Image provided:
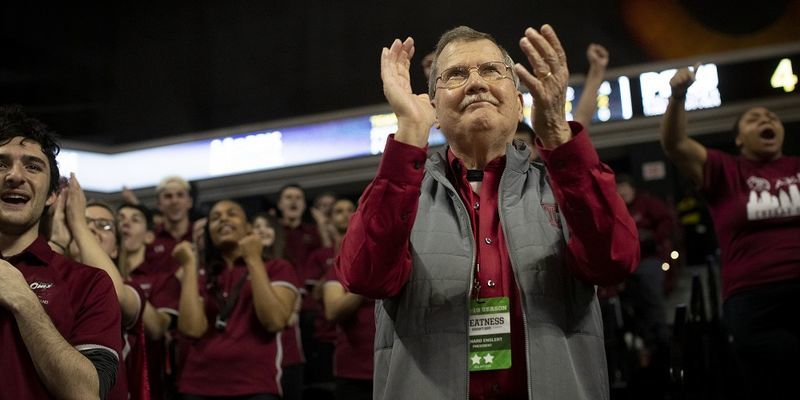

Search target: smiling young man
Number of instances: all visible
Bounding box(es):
[149,176,194,262]
[336,26,639,399]
[0,105,121,399]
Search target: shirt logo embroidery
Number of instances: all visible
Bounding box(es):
[29,281,54,305]
[29,281,54,290]
[746,174,800,220]
[542,203,561,229]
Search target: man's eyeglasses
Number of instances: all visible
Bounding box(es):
[436,61,512,91]
[87,218,115,233]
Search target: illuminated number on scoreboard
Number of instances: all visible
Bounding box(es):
[770,58,797,93]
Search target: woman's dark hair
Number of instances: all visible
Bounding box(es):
[202,200,247,305]
[252,212,286,260]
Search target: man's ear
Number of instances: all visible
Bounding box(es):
[144,231,155,245]
[431,98,440,130]
[516,91,524,121]
[45,191,58,208]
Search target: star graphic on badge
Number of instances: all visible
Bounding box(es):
[483,353,494,364]
[471,354,482,365]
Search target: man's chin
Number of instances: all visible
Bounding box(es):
[0,214,38,236]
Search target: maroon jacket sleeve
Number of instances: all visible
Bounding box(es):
[335,135,427,299]
[538,122,640,286]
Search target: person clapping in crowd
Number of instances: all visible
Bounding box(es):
[177,200,300,399]
[321,199,375,400]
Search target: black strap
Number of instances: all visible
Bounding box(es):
[215,272,249,329]
[466,169,484,182]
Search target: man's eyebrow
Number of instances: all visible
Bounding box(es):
[0,154,47,164]
[22,155,48,166]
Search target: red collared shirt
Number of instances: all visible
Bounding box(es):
[305,247,338,344]
[126,253,181,399]
[0,235,122,399]
[337,123,639,399]
[146,223,192,266]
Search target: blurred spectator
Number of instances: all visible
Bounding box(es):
[615,174,672,394]
[118,203,182,399]
[276,183,324,387]
[661,65,800,400]
[149,176,194,261]
[177,200,300,399]
[253,212,305,400]
[311,192,338,249]
[322,199,374,400]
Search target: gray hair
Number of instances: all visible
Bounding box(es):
[427,26,520,98]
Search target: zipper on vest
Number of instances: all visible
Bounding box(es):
[446,186,476,400]
[433,163,477,400]
[497,170,535,400]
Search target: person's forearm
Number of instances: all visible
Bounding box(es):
[573,66,605,127]
[142,303,170,340]
[661,96,688,155]
[318,223,334,248]
[73,229,140,325]
[324,290,364,322]
[13,294,101,399]
[246,257,293,332]
[177,262,207,338]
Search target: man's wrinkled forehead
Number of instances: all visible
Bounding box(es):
[437,39,504,69]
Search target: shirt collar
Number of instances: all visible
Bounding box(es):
[5,235,54,266]
[445,147,506,186]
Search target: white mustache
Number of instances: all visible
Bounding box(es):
[460,94,498,110]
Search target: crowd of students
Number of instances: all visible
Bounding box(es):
[2,22,797,400]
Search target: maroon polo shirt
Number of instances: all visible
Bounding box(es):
[0,235,122,399]
[305,247,338,343]
[126,253,181,400]
[277,258,305,367]
[324,267,375,381]
[283,222,322,278]
[702,149,800,299]
[145,223,192,268]
[109,284,149,400]
[179,258,300,397]
[336,125,639,399]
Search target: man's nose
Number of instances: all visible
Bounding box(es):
[464,70,489,95]
[3,162,25,186]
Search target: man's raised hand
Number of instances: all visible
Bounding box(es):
[515,25,572,149]
[381,37,436,148]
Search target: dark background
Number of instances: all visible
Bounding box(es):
[3,0,799,145]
